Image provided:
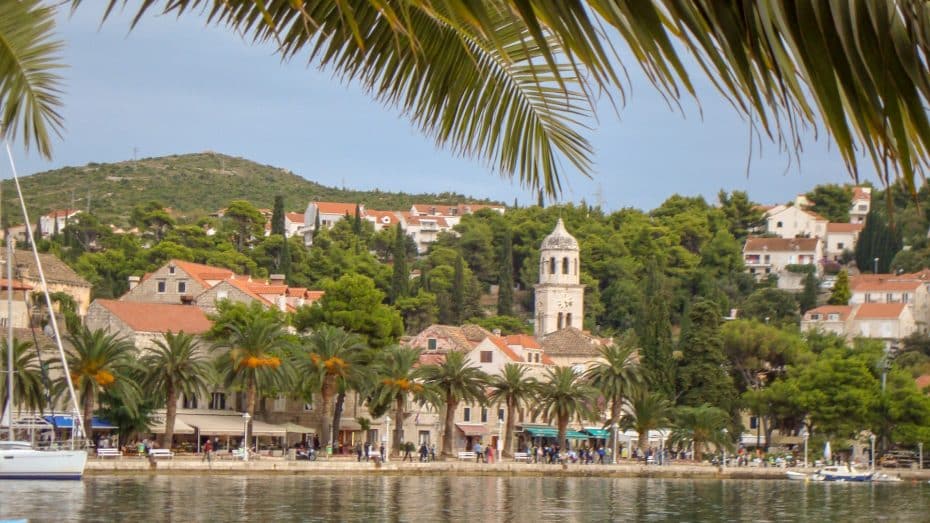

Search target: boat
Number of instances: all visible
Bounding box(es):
[812,464,873,482]
[872,472,903,483]
[785,470,810,481]
[0,145,88,480]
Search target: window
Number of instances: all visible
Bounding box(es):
[157,280,166,293]
[865,293,873,303]
[858,204,867,211]
[566,313,572,327]
[535,353,540,363]
[903,292,910,304]
[210,392,226,410]
[182,394,198,409]
[480,351,493,363]
[428,338,438,351]
[498,409,505,422]
[463,407,471,422]
[557,312,564,330]
[886,293,894,303]
[574,258,578,275]
[810,314,821,320]
[562,257,569,274]
[837,242,845,250]
[776,221,783,228]
[749,416,758,430]
[550,257,556,274]
[828,313,839,321]
[763,254,770,263]
[168,265,176,275]
[481,408,488,423]
[273,395,287,412]
[177,281,187,294]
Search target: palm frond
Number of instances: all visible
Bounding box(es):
[0,0,65,158]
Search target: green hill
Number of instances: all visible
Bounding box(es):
[1,152,499,225]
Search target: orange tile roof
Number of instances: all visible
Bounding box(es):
[804,305,852,321]
[365,210,399,225]
[853,187,872,201]
[827,223,864,233]
[850,278,921,292]
[314,202,359,215]
[285,212,305,223]
[45,209,80,219]
[223,278,277,308]
[0,278,32,291]
[249,283,288,294]
[505,334,540,349]
[744,237,820,252]
[286,287,307,297]
[487,336,523,362]
[916,374,930,391]
[171,260,235,288]
[305,291,325,301]
[854,303,907,319]
[95,299,212,334]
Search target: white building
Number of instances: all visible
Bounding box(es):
[534,218,584,336]
[803,303,918,348]
[39,209,81,237]
[302,202,364,245]
[742,237,822,290]
[764,197,828,239]
[824,222,863,261]
[849,186,872,224]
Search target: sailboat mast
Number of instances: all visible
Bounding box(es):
[6,236,13,443]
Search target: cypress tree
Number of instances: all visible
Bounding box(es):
[636,259,675,396]
[829,269,852,305]
[271,195,285,236]
[453,255,465,323]
[798,271,818,313]
[676,299,736,412]
[497,227,514,315]
[854,208,901,273]
[390,225,409,302]
[280,236,291,280]
[353,203,362,235]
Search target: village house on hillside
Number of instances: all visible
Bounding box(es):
[742,237,822,291]
[85,299,212,350]
[1,249,92,317]
[38,209,81,238]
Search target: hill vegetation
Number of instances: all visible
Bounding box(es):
[0,152,499,225]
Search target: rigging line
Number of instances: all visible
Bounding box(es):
[4,141,86,443]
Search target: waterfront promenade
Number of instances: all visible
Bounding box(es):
[85,456,930,480]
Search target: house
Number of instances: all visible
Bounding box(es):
[364,210,401,232]
[284,212,305,238]
[122,260,235,305]
[802,303,919,348]
[3,249,93,317]
[849,186,872,224]
[0,278,33,329]
[538,327,607,370]
[409,203,505,228]
[85,299,212,350]
[801,305,854,337]
[302,202,363,244]
[1,224,28,245]
[39,209,81,238]
[742,237,822,290]
[397,213,451,253]
[763,198,828,239]
[849,273,930,331]
[406,324,490,354]
[824,223,863,261]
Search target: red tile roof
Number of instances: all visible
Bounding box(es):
[505,334,540,349]
[95,299,212,334]
[804,305,852,321]
[487,336,523,362]
[853,303,907,319]
[850,278,922,292]
[827,223,864,233]
[285,212,305,223]
[171,260,235,288]
[365,210,399,226]
[0,278,32,291]
[916,374,930,391]
[744,237,820,252]
[853,187,872,201]
[314,202,359,215]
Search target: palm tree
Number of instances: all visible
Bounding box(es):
[0,338,47,415]
[535,367,597,450]
[621,390,673,453]
[668,404,731,461]
[370,345,431,454]
[293,325,368,450]
[417,351,489,458]
[584,338,643,460]
[65,327,139,440]
[28,2,929,201]
[140,331,214,448]
[213,305,290,448]
[488,363,538,458]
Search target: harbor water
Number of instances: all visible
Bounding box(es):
[1,475,928,522]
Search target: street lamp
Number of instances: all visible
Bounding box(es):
[870,433,876,471]
[384,415,391,463]
[874,257,879,274]
[803,433,809,468]
[241,412,251,463]
[611,422,618,465]
[721,428,728,468]
[497,414,504,457]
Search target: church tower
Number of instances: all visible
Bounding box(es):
[534,218,584,337]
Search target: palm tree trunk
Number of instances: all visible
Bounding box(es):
[557,415,568,451]
[638,432,648,453]
[246,375,257,449]
[441,398,458,458]
[163,382,177,448]
[503,398,515,458]
[319,377,334,448]
[694,439,703,461]
[393,395,405,455]
[81,388,95,443]
[609,398,621,460]
[331,391,345,449]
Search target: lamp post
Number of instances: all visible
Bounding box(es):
[241,412,251,462]
[919,442,924,470]
[611,422,618,464]
[870,433,876,471]
[804,432,809,468]
[497,414,504,457]
[722,428,728,468]
[384,415,391,463]
[874,257,879,274]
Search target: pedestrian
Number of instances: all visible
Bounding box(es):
[597,446,606,464]
[487,444,494,464]
[379,444,386,462]
[474,442,483,463]
[364,441,372,461]
[202,439,213,463]
[355,442,363,462]
[429,444,436,462]
[403,442,413,462]
[419,442,428,462]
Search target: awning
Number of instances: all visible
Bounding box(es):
[44,415,116,430]
[283,422,316,434]
[566,430,588,440]
[177,414,286,437]
[455,423,488,436]
[148,414,196,435]
[582,427,610,439]
[522,426,558,438]
[338,419,362,431]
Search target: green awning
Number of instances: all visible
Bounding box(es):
[523,426,558,438]
[566,430,588,440]
[582,428,610,439]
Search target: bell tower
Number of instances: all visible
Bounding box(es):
[534,218,584,336]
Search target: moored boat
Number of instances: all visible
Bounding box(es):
[785,470,809,481]
[814,464,872,482]
[0,441,87,480]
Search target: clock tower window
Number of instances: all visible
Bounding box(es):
[550,257,556,274]
[566,313,572,327]
[562,257,569,274]
[557,312,564,330]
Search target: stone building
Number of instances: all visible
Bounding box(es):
[534,218,585,336]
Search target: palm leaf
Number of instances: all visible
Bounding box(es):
[0,0,65,158]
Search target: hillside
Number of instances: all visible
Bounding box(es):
[1,152,499,224]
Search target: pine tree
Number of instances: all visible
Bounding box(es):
[798,271,818,313]
[271,195,285,236]
[497,227,514,316]
[829,269,852,305]
[676,299,736,412]
[453,255,465,323]
[390,225,409,303]
[636,259,675,396]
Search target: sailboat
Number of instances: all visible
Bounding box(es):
[0,142,87,480]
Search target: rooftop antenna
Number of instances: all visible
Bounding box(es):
[594,183,604,211]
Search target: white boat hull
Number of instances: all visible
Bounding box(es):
[785,471,809,481]
[0,448,87,480]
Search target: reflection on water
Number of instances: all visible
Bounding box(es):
[0,475,927,522]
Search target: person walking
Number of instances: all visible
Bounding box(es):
[202,439,213,463]
[355,442,363,462]
[403,442,413,462]
[487,444,494,464]
[419,442,428,462]
[474,442,483,463]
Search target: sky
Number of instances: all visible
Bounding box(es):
[9,5,885,212]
